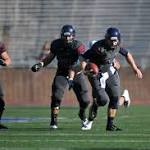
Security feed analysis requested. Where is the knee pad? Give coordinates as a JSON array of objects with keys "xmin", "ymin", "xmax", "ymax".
[
  {"xmin": 109, "ymin": 97, "xmax": 119, "ymax": 109},
  {"xmin": 51, "ymin": 96, "xmax": 61, "ymax": 108},
  {"xmin": 0, "ymin": 98, "xmax": 5, "ymax": 111}
]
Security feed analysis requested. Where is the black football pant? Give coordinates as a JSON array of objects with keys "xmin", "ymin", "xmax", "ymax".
[
  {"xmin": 51, "ymin": 72, "xmax": 90, "ymax": 108},
  {"xmin": 51, "ymin": 72, "xmax": 90, "ymax": 120},
  {"xmin": 89, "ymin": 72, "xmax": 120, "ymax": 109}
]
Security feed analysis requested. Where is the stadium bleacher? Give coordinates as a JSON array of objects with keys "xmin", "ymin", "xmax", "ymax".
[{"xmin": 0, "ymin": 0, "xmax": 150, "ymax": 68}]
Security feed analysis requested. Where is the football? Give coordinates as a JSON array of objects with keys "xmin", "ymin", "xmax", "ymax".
[{"xmin": 85, "ymin": 62, "xmax": 99, "ymax": 75}]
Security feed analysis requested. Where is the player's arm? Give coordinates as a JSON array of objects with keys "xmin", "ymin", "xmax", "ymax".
[
  {"xmin": 31, "ymin": 40, "xmax": 57, "ymax": 72},
  {"xmin": 79, "ymin": 48, "xmax": 92, "ymax": 70},
  {"xmin": 41, "ymin": 52, "xmax": 55, "ymax": 67},
  {"xmin": 119, "ymin": 48, "xmax": 143, "ymax": 79},
  {"xmin": 67, "ymin": 69, "xmax": 75, "ymax": 90},
  {"xmin": 80, "ymin": 51, "xmax": 99, "ymax": 76},
  {"xmin": 31, "ymin": 52, "xmax": 55, "ymax": 72},
  {"xmin": 126, "ymin": 52, "xmax": 143, "ymax": 78},
  {"xmin": 80, "ymin": 54, "xmax": 88, "ymax": 70},
  {"xmin": 0, "ymin": 51, "xmax": 11, "ymax": 66},
  {"xmin": 113, "ymin": 58, "xmax": 120, "ymax": 70}
]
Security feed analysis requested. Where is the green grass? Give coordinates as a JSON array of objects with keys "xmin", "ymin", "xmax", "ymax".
[{"xmin": 0, "ymin": 105, "xmax": 150, "ymax": 150}]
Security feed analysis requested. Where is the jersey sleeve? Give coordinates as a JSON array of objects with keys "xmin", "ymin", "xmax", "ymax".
[
  {"xmin": 76, "ymin": 43, "xmax": 86, "ymax": 54},
  {"xmin": 119, "ymin": 47, "xmax": 128, "ymax": 57}
]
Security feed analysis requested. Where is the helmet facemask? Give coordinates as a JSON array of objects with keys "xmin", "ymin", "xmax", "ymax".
[
  {"xmin": 107, "ymin": 36, "xmax": 120, "ymax": 49},
  {"xmin": 61, "ymin": 33, "xmax": 74, "ymax": 44}
]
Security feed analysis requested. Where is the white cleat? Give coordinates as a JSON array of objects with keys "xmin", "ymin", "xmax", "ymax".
[
  {"xmin": 81, "ymin": 121, "xmax": 93, "ymax": 130},
  {"xmin": 122, "ymin": 89, "xmax": 131, "ymax": 107},
  {"xmin": 50, "ymin": 125, "xmax": 58, "ymax": 129},
  {"xmin": 81, "ymin": 118, "xmax": 88, "ymax": 128}
]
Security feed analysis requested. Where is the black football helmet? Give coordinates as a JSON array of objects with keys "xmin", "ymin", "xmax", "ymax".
[
  {"xmin": 61, "ymin": 25, "xmax": 75, "ymax": 36},
  {"xmin": 105, "ymin": 27, "xmax": 121, "ymax": 48},
  {"xmin": 61, "ymin": 25, "xmax": 75, "ymax": 43}
]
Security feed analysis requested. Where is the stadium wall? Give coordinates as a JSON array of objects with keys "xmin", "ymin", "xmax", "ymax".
[{"xmin": 0, "ymin": 68, "xmax": 149, "ymax": 106}]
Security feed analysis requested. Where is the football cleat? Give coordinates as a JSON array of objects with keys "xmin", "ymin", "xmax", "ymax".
[
  {"xmin": 0, "ymin": 124, "xmax": 8, "ymax": 130},
  {"xmin": 50, "ymin": 124, "xmax": 58, "ymax": 129},
  {"xmin": 122, "ymin": 89, "xmax": 131, "ymax": 107},
  {"xmin": 50, "ymin": 119, "xmax": 58, "ymax": 129},
  {"xmin": 106, "ymin": 124, "xmax": 122, "ymax": 131},
  {"xmin": 81, "ymin": 118, "xmax": 88, "ymax": 128},
  {"xmin": 81, "ymin": 121, "xmax": 93, "ymax": 130}
]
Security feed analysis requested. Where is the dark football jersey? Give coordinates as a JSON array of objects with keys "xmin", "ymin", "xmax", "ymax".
[
  {"xmin": 0, "ymin": 42, "xmax": 6, "ymax": 59},
  {"xmin": 50, "ymin": 38, "xmax": 85, "ymax": 71},
  {"xmin": 82, "ymin": 39, "xmax": 128, "ymax": 72}
]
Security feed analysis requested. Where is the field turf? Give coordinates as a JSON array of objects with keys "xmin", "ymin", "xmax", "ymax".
[{"xmin": 0, "ymin": 105, "xmax": 150, "ymax": 150}]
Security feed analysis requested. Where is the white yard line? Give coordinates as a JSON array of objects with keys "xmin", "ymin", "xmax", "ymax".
[{"xmin": 0, "ymin": 139, "xmax": 150, "ymax": 143}]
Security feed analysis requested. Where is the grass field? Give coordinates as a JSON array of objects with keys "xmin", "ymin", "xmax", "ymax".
[{"xmin": 0, "ymin": 105, "xmax": 150, "ymax": 150}]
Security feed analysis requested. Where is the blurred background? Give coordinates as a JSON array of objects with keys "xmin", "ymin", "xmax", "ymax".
[{"xmin": 0, "ymin": 0, "xmax": 149, "ymax": 105}]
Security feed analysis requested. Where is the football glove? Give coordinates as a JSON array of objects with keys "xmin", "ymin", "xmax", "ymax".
[
  {"xmin": 0, "ymin": 59, "xmax": 6, "ymax": 66},
  {"xmin": 31, "ymin": 62, "xmax": 44, "ymax": 72}
]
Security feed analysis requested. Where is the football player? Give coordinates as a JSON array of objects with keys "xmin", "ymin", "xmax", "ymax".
[
  {"xmin": 31, "ymin": 25, "xmax": 90, "ymax": 129},
  {"xmin": 81, "ymin": 27, "xmax": 142, "ymax": 131},
  {"xmin": 0, "ymin": 42, "xmax": 11, "ymax": 129},
  {"xmin": 89, "ymin": 40, "xmax": 131, "ymax": 108}
]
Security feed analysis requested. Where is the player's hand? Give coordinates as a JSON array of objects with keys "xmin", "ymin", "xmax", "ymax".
[
  {"xmin": 68, "ymin": 79, "xmax": 74, "ymax": 90},
  {"xmin": 31, "ymin": 62, "xmax": 44, "ymax": 72},
  {"xmin": 113, "ymin": 59, "xmax": 120, "ymax": 70},
  {"xmin": 134, "ymin": 68, "xmax": 143, "ymax": 79},
  {"xmin": 0, "ymin": 59, "xmax": 6, "ymax": 66}
]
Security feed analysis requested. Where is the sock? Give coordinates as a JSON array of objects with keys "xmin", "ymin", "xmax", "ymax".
[
  {"xmin": 107, "ymin": 116, "xmax": 114, "ymax": 127},
  {"xmin": 78, "ymin": 108, "xmax": 86, "ymax": 121},
  {"xmin": 50, "ymin": 107, "xmax": 59, "ymax": 125}
]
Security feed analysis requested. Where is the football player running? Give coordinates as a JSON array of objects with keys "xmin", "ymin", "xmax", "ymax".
[
  {"xmin": 81, "ymin": 27, "xmax": 143, "ymax": 131},
  {"xmin": 89, "ymin": 40, "xmax": 131, "ymax": 108},
  {"xmin": 0, "ymin": 42, "xmax": 11, "ymax": 130},
  {"xmin": 31, "ymin": 25, "xmax": 90, "ymax": 129}
]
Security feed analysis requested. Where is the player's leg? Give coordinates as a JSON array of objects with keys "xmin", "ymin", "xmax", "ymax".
[
  {"xmin": 0, "ymin": 83, "xmax": 8, "ymax": 129},
  {"xmin": 73, "ymin": 73, "xmax": 90, "ymax": 128},
  {"xmin": 50, "ymin": 75, "xmax": 68, "ymax": 129},
  {"xmin": 119, "ymin": 89, "xmax": 131, "ymax": 107},
  {"xmin": 106, "ymin": 72, "xmax": 122, "ymax": 131},
  {"xmin": 82, "ymin": 76, "xmax": 109, "ymax": 130},
  {"xmin": 83, "ymin": 89, "xmax": 109, "ymax": 130},
  {"xmin": 88, "ymin": 96, "xmax": 98, "ymax": 122}
]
